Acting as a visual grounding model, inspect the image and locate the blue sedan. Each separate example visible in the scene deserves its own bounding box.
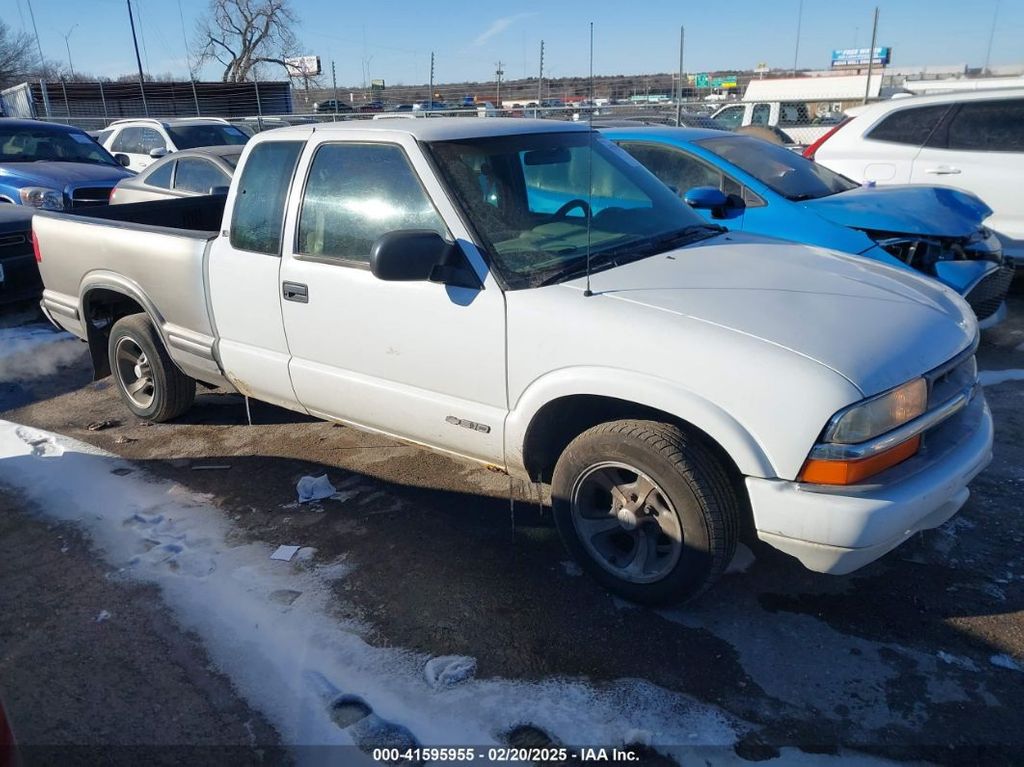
[601,127,1013,327]
[0,119,131,210]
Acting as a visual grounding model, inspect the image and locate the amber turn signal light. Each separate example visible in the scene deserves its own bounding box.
[798,435,921,485]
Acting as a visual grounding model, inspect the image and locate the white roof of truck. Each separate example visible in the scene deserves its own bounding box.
[273,117,588,141]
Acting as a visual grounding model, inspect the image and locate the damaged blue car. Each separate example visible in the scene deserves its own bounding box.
[603,126,1013,327]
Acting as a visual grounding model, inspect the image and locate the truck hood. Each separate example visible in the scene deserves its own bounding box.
[568,234,975,396]
[0,161,130,188]
[799,185,991,238]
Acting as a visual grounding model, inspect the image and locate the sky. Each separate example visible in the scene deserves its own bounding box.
[6,0,1022,88]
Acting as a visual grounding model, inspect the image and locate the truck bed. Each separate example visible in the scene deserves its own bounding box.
[33,195,230,387]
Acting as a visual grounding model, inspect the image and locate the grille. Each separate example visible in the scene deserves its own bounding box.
[928,352,977,410]
[965,265,1015,321]
[70,186,113,208]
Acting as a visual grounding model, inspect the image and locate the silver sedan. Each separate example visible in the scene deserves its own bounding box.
[109,145,242,204]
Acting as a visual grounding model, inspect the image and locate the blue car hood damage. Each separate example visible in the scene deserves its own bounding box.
[800,185,992,238]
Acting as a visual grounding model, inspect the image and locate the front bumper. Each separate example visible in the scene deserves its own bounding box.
[747,394,993,575]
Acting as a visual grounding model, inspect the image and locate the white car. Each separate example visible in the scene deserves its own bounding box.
[33,119,993,604]
[809,89,1024,261]
[96,118,249,173]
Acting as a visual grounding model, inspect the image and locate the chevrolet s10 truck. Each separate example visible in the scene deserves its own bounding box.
[32,119,993,603]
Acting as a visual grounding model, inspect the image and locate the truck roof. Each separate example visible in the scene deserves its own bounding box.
[272,117,589,142]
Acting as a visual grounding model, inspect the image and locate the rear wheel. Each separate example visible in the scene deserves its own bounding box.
[551,419,739,604]
[108,314,195,422]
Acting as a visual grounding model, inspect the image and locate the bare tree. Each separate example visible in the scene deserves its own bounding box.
[195,0,301,82]
[0,20,40,88]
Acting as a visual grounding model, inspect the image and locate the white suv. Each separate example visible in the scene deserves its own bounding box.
[97,118,249,173]
[810,89,1024,260]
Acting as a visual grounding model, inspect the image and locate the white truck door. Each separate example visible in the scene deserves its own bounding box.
[911,98,1024,258]
[208,134,310,410]
[278,134,508,466]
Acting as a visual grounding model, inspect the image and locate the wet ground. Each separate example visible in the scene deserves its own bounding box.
[1,296,1023,764]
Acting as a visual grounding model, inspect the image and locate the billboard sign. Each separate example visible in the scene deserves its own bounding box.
[284,55,322,77]
[694,73,737,89]
[830,47,891,68]
[370,78,386,93]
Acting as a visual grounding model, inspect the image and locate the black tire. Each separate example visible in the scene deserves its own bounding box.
[107,313,195,422]
[551,419,739,605]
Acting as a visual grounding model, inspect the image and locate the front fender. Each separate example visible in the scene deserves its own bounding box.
[505,366,777,479]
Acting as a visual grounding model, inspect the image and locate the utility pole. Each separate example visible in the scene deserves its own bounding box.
[177,0,200,115]
[983,0,1000,74]
[429,51,435,107]
[792,0,804,75]
[63,25,77,79]
[538,40,544,106]
[495,61,504,107]
[25,0,51,118]
[676,25,685,126]
[863,7,879,104]
[332,60,339,119]
[126,0,150,116]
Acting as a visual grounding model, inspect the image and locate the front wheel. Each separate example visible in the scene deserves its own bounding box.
[108,314,195,422]
[551,420,739,605]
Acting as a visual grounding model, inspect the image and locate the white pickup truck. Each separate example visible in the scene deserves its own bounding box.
[33,118,992,603]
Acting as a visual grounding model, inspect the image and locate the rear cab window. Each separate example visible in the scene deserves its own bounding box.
[229,141,304,255]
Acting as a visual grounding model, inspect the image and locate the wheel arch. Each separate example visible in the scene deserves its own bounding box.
[508,370,777,483]
[80,274,167,380]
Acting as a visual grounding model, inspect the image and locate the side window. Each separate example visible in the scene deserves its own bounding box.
[750,103,771,126]
[297,143,447,264]
[778,102,808,127]
[867,105,950,146]
[174,158,229,193]
[138,128,166,153]
[110,127,138,153]
[616,142,722,195]
[944,100,1024,152]
[713,106,744,130]
[229,141,304,255]
[95,129,113,146]
[145,160,174,188]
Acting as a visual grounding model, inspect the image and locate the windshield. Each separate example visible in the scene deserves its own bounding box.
[165,124,249,149]
[697,135,858,201]
[0,125,120,166]
[427,131,716,289]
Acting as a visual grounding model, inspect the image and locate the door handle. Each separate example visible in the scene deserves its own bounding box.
[282,282,308,303]
[924,166,961,175]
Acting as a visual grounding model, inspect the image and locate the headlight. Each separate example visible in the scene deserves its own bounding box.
[19,187,65,210]
[824,378,927,444]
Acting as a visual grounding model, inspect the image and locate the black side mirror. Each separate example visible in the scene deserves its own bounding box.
[370,230,479,288]
[114,153,130,167]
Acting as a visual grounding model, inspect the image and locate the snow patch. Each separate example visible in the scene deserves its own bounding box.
[936,651,979,672]
[0,324,85,382]
[990,654,1022,672]
[0,419,741,751]
[424,656,477,689]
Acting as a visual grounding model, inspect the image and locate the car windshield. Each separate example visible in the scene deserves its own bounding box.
[427,131,718,289]
[697,135,858,200]
[0,125,120,166]
[165,124,249,149]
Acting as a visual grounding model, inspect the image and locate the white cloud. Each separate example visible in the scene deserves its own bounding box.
[473,13,537,47]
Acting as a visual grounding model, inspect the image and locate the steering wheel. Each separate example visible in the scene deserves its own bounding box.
[551,198,591,222]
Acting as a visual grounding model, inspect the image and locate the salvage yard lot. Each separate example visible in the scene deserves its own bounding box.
[1,296,1023,763]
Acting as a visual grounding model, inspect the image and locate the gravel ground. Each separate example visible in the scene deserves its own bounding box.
[1,295,1023,764]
